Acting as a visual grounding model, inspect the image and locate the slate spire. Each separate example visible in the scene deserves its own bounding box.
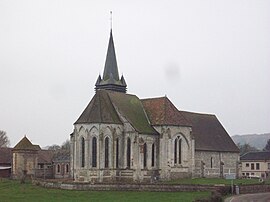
[95,29,127,93]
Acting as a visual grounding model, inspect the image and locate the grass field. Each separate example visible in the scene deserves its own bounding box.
[0,179,210,202]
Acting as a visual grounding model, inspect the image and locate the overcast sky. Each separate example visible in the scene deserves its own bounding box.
[1,0,269,147]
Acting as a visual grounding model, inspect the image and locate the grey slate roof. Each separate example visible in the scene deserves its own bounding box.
[181,111,239,152]
[75,90,157,134]
[95,30,127,93]
[75,90,122,124]
[241,151,270,161]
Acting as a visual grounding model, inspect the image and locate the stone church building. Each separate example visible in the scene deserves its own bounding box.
[70,30,239,182]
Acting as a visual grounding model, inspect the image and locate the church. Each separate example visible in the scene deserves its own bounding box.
[70,29,239,183]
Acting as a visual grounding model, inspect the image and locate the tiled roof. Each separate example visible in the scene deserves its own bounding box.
[0,147,12,164]
[13,136,41,151]
[75,90,157,134]
[108,91,158,134]
[75,90,122,124]
[53,151,70,162]
[181,111,239,152]
[38,150,54,164]
[141,97,191,127]
[240,151,270,161]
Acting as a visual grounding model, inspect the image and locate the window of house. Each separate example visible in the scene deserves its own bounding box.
[81,137,85,168]
[246,173,249,176]
[210,157,213,168]
[143,143,147,168]
[66,164,69,173]
[92,137,97,167]
[105,137,109,168]
[151,143,155,167]
[242,173,245,176]
[251,163,254,170]
[116,138,119,168]
[268,163,270,170]
[251,173,254,176]
[246,163,249,167]
[57,164,60,173]
[256,163,260,170]
[127,138,131,168]
[174,136,182,165]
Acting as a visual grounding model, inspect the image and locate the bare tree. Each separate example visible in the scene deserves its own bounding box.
[61,139,70,151]
[263,139,270,151]
[237,142,258,155]
[0,130,10,147]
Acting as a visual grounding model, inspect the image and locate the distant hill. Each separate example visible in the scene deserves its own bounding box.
[231,133,270,150]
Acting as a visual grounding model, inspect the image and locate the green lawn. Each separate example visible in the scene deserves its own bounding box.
[164,178,267,185]
[0,179,210,202]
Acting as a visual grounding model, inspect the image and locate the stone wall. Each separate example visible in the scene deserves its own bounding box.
[32,179,227,192]
[154,125,194,180]
[239,184,270,194]
[194,151,239,178]
[12,150,38,179]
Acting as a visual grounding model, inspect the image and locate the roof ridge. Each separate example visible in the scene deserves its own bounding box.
[180,110,215,116]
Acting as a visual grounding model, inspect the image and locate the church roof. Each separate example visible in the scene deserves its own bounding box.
[13,136,41,151]
[75,90,122,124]
[103,30,119,81]
[95,30,127,93]
[141,97,191,127]
[75,90,157,134]
[240,151,270,161]
[181,111,239,152]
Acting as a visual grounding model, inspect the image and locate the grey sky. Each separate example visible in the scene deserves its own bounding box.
[0,0,269,147]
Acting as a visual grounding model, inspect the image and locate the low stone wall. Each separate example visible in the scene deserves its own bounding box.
[239,184,270,194]
[32,179,228,192]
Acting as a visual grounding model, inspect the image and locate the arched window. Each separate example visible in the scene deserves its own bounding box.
[174,139,177,164]
[143,143,147,168]
[127,138,131,168]
[151,143,155,167]
[57,164,60,173]
[178,139,182,164]
[92,137,97,167]
[174,136,182,165]
[116,138,119,168]
[105,137,109,168]
[81,137,85,167]
[66,164,69,173]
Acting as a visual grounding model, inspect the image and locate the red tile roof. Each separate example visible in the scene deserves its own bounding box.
[141,96,191,127]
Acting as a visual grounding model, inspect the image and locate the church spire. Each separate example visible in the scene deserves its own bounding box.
[95,28,127,93]
[102,30,119,81]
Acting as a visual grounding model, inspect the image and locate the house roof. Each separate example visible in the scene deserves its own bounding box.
[53,151,70,162]
[13,136,41,151]
[0,147,12,164]
[38,150,54,164]
[240,151,270,161]
[141,96,191,127]
[75,90,157,134]
[181,111,239,152]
